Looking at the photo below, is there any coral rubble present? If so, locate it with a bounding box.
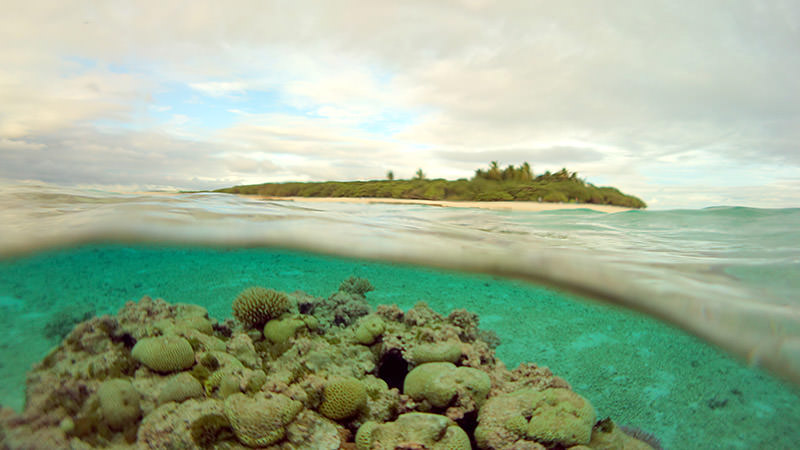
[0,280,655,449]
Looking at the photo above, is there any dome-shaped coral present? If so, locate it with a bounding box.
[263,314,316,345]
[354,314,385,345]
[232,287,291,328]
[355,413,470,450]
[132,335,195,373]
[404,362,491,409]
[475,387,596,448]
[97,378,141,431]
[409,340,462,364]
[526,388,596,446]
[224,392,303,447]
[158,373,204,404]
[318,377,367,420]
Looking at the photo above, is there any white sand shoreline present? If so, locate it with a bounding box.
[246,195,634,213]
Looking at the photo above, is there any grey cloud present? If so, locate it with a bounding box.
[0,128,239,189]
[437,147,606,166]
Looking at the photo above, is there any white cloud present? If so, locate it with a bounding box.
[0,0,798,207]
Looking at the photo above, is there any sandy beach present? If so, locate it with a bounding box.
[248,196,634,213]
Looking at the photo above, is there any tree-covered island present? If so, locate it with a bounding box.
[215,162,647,209]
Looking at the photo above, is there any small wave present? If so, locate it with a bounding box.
[1,183,799,387]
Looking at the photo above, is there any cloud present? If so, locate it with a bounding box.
[0,127,239,189]
[638,180,800,210]
[0,64,149,139]
[437,146,606,166]
[0,0,798,207]
[189,81,247,98]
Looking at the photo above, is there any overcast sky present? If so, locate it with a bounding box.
[1,1,798,208]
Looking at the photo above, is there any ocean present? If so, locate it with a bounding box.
[0,183,798,449]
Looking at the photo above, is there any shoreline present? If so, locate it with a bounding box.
[245,195,634,213]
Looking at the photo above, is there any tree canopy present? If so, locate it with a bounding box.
[214,161,646,208]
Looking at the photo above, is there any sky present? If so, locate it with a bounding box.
[1,1,798,209]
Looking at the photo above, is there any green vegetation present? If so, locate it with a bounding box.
[214,162,647,208]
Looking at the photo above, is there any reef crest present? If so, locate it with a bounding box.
[0,278,655,449]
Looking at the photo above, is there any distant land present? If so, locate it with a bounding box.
[214,162,647,209]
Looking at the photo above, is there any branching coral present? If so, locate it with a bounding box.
[232,287,291,328]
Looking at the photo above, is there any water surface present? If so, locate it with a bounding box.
[1,183,799,448]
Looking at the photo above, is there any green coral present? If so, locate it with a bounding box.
[318,377,367,420]
[404,362,491,409]
[232,287,291,328]
[475,387,596,448]
[354,315,385,345]
[223,392,303,447]
[205,366,267,399]
[190,413,234,447]
[409,340,462,364]
[201,351,250,398]
[158,372,204,404]
[588,418,656,449]
[339,276,375,296]
[354,413,470,450]
[355,421,380,449]
[526,388,596,446]
[131,335,195,373]
[263,314,316,345]
[97,379,141,431]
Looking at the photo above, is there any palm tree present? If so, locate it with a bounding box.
[520,162,533,182]
[487,161,501,181]
[502,165,516,181]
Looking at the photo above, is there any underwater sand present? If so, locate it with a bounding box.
[1,245,798,449]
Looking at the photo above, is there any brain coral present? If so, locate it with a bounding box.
[97,378,141,431]
[224,392,303,447]
[526,387,596,446]
[355,412,470,450]
[132,335,195,373]
[404,361,491,409]
[318,377,367,420]
[232,287,291,328]
[158,372,204,404]
[475,387,596,448]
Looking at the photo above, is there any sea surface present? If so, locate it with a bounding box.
[0,182,799,449]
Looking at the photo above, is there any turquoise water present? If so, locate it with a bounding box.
[1,184,799,448]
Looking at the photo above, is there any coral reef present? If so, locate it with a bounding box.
[354,314,385,345]
[233,287,292,328]
[356,412,471,449]
[318,377,368,420]
[96,379,141,431]
[404,362,491,413]
[295,277,373,329]
[338,276,375,297]
[224,392,303,447]
[0,281,656,449]
[157,372,204,404]
[131,335,195,373]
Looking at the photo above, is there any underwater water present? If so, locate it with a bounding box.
[0,183,799,448]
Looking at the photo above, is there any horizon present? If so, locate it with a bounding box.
[1,1,799,210]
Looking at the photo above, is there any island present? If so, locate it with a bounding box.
[214,162,647,209]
